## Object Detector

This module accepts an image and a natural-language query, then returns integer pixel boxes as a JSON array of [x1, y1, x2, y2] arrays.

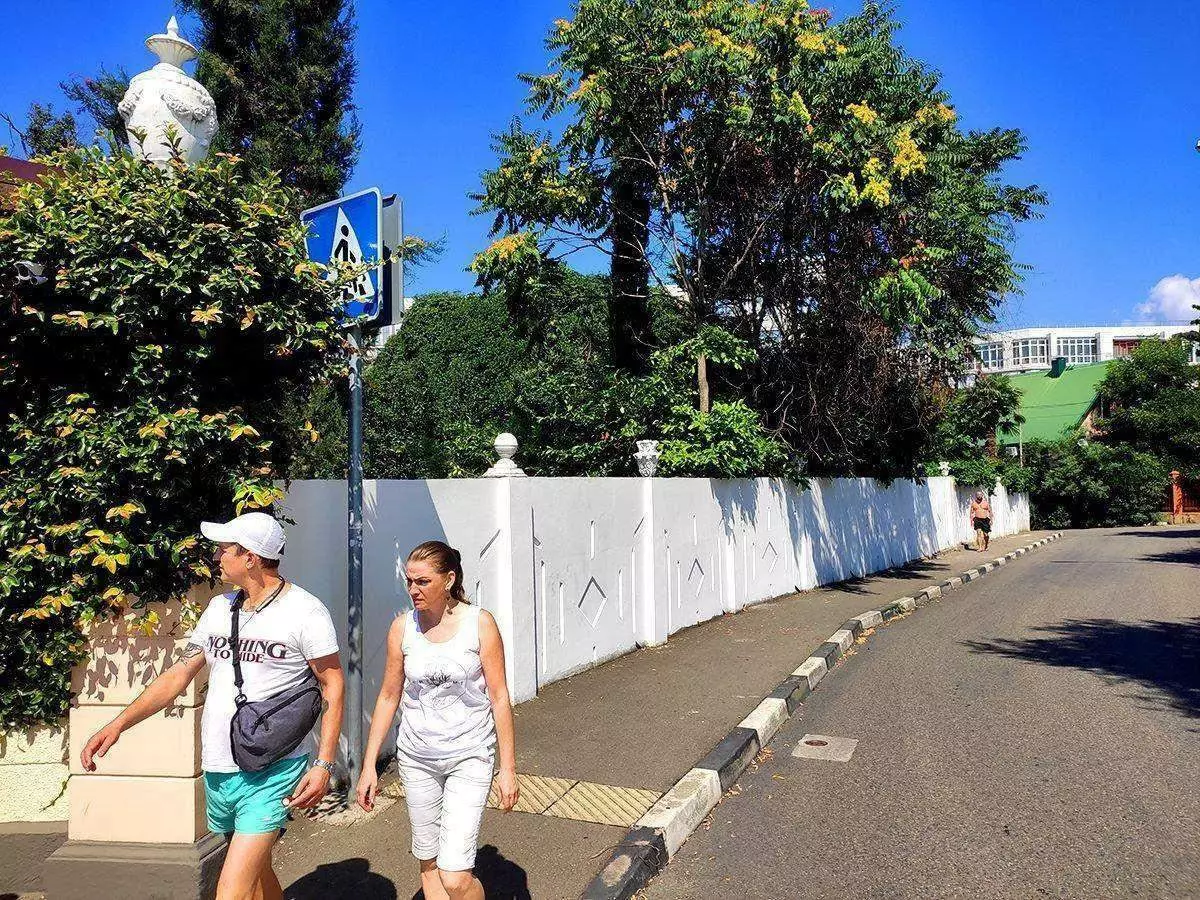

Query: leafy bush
[[518, 322, 797, 478], [0, 148, 343, 727], [659, 400, 792, 478], [290, 290, 525, 479], [1018, 438, 1167, 529]]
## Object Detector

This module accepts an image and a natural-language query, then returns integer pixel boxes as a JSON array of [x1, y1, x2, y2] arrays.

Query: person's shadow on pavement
[[409, 845, 532, 900], [287, 857, 398, 899]]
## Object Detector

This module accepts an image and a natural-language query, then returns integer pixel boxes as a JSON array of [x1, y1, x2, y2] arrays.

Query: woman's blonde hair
[[408, 540, 468, 604]]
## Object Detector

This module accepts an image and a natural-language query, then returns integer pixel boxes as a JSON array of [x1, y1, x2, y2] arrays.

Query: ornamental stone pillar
[[42, 588, 223, 899], [44, 590, 223, 899]]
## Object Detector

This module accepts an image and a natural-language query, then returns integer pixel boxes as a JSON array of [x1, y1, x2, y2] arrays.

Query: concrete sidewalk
[[275, 530, 1053, 900]]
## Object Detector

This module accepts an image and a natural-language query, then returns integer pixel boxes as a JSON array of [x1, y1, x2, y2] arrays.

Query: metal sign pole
[[346, 324, 365, 789], [300, 189, 386, 789]]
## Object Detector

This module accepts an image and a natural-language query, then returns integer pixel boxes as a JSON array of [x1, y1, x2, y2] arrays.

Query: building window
[[1113, 338, 1143, 358], [1010, 337, 1049, 367], [1190, 342, 1200, 365], [977, 342, 1003, 370], [1055, 336, 1097, 364]]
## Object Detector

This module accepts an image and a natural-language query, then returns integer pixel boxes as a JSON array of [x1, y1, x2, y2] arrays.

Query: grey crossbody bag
[[228, 584, 323, 772]]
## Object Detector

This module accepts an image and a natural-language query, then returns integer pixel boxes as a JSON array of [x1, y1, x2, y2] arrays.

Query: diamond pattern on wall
[[578, 575, 608, 628], [687, 557, 706, 597], [762, 540, 779, 572]]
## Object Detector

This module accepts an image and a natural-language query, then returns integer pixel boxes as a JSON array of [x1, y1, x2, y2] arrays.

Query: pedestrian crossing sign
[[300, 187, 383, 322]]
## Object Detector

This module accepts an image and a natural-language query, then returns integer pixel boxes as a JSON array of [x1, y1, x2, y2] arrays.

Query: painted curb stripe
[[881, 597, 915, 620], [580, 825, 668, 900], [738, 697, 789, 746], [813, 641, 842, 666], [792, 657, 828, 689], [769, 675, 811, 714], [695, 726, 760, 792], [579, 531, 1064, 899], [853, 610, 884, 630], [638, 767, 722, 857], [828, 629, 855, 652]]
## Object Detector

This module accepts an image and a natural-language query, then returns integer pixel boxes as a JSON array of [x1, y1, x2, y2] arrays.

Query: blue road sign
[[300, 188, 383, 321]]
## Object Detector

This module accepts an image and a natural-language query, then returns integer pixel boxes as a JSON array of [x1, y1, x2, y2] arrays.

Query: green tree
[[1016, 439, 1167, 529], [4, 104, 79, 157], [294, 266, 790, 479], [4, 69, 131, 157], [474, 0, 1044, 477], [933, 375, 1024, 461], [1097, 337, 1200, 475], [0, 148, 345, 727], [61, 67, 131, 146], [179, 0, 362, 207], [291, 291, 525, 479]]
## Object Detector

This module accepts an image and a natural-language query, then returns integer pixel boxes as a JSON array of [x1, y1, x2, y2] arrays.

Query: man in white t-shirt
[[80, 512, 344, 900]]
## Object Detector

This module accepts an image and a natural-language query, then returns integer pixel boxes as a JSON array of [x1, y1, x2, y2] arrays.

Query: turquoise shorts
[[204, 755, 309, 835]]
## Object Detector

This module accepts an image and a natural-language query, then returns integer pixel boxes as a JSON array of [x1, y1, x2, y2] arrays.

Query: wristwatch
[[312, 759, 335, 774]]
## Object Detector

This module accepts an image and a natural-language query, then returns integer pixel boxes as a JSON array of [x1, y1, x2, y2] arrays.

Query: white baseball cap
[[200, 512, 286, 560]]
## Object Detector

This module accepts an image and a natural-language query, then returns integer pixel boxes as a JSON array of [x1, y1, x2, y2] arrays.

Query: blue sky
[[3, 0, 1199, 328]]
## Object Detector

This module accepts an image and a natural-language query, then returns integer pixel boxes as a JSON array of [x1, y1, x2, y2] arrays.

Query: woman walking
[[357, 541, 518, 900]]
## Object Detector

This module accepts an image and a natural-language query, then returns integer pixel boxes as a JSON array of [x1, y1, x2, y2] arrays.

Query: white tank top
[[397, 603, 496, 760]]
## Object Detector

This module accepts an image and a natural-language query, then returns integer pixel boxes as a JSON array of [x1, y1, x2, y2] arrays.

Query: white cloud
[[1137, 274, 1200, 323]]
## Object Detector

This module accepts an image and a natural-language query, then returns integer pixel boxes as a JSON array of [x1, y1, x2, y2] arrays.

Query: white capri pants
[[398, 750, 494, 871]]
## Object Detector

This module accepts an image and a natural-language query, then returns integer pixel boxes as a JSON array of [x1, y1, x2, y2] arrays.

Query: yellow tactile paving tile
[[542, 780, 662, 827], [486, 773, 575, 814], [383, 771, 658, 825]]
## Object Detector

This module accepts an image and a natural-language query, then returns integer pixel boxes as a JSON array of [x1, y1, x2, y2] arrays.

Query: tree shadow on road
[[1138, 547, 1200, 568], [1119, 528, 1200, 539], [964, 617, 1200, 720]]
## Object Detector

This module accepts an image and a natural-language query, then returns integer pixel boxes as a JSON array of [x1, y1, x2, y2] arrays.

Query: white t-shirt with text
[[189, 583, 339, 773]]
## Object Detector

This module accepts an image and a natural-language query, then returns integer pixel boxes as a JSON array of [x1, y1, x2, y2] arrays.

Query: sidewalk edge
[[579, 531, 1064, 900]]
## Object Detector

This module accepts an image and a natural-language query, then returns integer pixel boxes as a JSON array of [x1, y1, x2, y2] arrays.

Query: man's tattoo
[[179, 642, 204, 662]]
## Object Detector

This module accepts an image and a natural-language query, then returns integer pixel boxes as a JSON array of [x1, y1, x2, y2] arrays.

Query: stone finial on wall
[[635, 439, 660, 477], [119, 17, 218, 165], [484, 433, 526, 478]]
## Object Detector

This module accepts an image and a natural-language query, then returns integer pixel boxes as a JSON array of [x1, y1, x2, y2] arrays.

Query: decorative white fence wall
[[278, 476, 1027, 756]]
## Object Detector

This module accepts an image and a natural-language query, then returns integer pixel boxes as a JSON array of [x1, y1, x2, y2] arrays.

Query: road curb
[[579, 531, 1064, 900]]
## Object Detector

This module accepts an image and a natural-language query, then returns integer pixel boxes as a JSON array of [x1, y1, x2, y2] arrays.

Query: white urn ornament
[[635, 439, 661, 477], [119, 17, 218, 165]]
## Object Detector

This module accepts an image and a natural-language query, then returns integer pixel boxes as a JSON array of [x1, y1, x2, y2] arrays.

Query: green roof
[[998, 361, 1112, 444]]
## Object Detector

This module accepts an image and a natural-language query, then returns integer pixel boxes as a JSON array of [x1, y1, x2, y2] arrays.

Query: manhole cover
[[792, 733, 858, 762]]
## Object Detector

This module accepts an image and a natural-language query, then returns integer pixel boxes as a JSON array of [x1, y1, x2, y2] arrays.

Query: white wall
[[277, 476, 1028, 759]]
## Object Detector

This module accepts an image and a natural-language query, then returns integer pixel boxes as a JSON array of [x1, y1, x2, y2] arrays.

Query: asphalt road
[[642, 527, 1200, 900]]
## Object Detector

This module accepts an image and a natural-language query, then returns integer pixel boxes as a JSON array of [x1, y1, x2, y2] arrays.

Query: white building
[[973, 324, 1198, 375]]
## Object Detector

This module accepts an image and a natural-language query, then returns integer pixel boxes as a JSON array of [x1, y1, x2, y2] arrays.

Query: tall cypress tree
[[178, 0, 362, 207]]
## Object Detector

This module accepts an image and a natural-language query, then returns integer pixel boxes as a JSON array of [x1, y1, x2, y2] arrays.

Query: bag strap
[[230, 590, 247, 707], [229, 580, 287, 708]]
